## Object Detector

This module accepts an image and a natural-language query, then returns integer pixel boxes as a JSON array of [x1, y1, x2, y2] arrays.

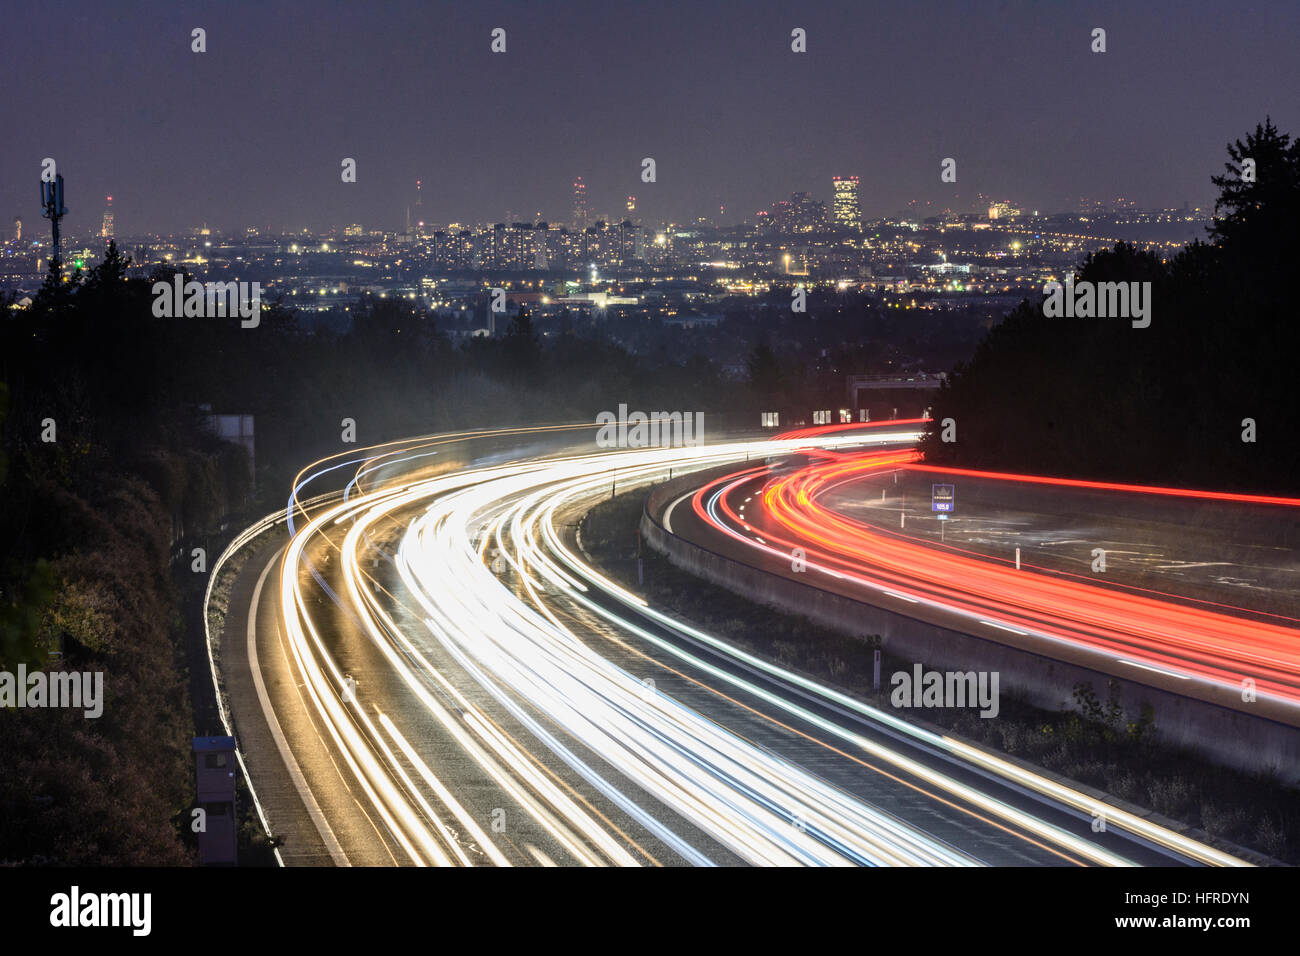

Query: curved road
[[208, 423, 1254, 866]]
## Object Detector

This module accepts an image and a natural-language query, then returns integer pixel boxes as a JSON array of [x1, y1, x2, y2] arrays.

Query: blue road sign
[[931, 483, 955, 513]]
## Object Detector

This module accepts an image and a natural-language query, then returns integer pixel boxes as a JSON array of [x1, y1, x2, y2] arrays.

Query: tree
[[82, 238, 131, 291], [746, 342, 783, 399], [921, 119, 1300, 492], [1208, 117, 1300, 267], [502, 307, 540, 383]]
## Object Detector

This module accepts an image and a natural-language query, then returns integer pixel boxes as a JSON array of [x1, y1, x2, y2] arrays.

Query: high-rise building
[[987, 201, 1021, 220], [101, 196, 114, 240], [832, 176, 861, 231], [626, 195, 636, 214], [492, 223, 506, 269], [414, 180, 426, 236], [617, 220, 641, 261], [533, 222, 550, 270], [573, 176, 589, 229], [508, 222, 533, 270], [773, 191, 827, 233], [13, 218, 20, 241]]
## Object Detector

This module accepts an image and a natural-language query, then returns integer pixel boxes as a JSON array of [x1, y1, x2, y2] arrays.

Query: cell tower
[[40, 172, 68, 275]]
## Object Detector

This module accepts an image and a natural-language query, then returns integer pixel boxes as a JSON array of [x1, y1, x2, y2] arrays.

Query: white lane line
[[979, 620, 1028, 636], [883, 590, 920, 604], [248, 545, 352, 866], [663, 489, 696, 535], [1117, 659, 1191, 680]]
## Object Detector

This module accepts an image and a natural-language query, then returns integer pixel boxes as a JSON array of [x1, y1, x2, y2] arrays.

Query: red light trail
[[690, 443, 1300, 707]]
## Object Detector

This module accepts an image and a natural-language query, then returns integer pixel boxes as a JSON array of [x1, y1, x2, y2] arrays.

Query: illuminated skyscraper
[[101, 195, 114, 240], [573, 176, 589, 229], [533, 221, 550, 270], [626, 195, 636, 213], [832, 176, 861, 231], [618, 219, 641, 261]]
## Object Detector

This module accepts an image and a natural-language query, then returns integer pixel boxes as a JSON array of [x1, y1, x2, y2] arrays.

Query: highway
[[209, 422, 1255, 866], [666, 439, 1300, 726]]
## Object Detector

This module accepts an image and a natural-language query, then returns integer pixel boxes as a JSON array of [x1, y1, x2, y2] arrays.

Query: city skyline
[[5, 175, 1213, 245], [3, 1, 1296, 235]]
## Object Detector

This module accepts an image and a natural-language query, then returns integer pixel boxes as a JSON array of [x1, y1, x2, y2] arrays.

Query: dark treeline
[[921, 119, 1300, 493], [185, 285, 987, 494], [0, 249, 247, 863], [600, 292, 993, 387]]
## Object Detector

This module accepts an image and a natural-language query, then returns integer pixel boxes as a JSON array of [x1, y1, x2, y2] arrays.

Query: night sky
[[3, 0, 1296, 236]]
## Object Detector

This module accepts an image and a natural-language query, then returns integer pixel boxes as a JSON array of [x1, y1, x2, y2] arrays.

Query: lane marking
[[1118, 659, 1191, 680], [248, 545, 352, 866]]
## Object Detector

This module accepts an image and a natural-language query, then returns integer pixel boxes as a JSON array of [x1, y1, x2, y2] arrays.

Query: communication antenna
[[40, 173, 68, 275]]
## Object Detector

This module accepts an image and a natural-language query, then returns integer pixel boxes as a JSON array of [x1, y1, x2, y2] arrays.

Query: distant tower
[[13, 217, 20, 241], [415, 179, 423, 235], [573, 176, 589, 229], [832, 176, 861, 231], [101, 195, 114, 240], [626, 195, 636, 214]]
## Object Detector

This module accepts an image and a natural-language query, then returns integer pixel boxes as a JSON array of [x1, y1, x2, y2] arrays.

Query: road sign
[[931, 483, 955, 513]]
